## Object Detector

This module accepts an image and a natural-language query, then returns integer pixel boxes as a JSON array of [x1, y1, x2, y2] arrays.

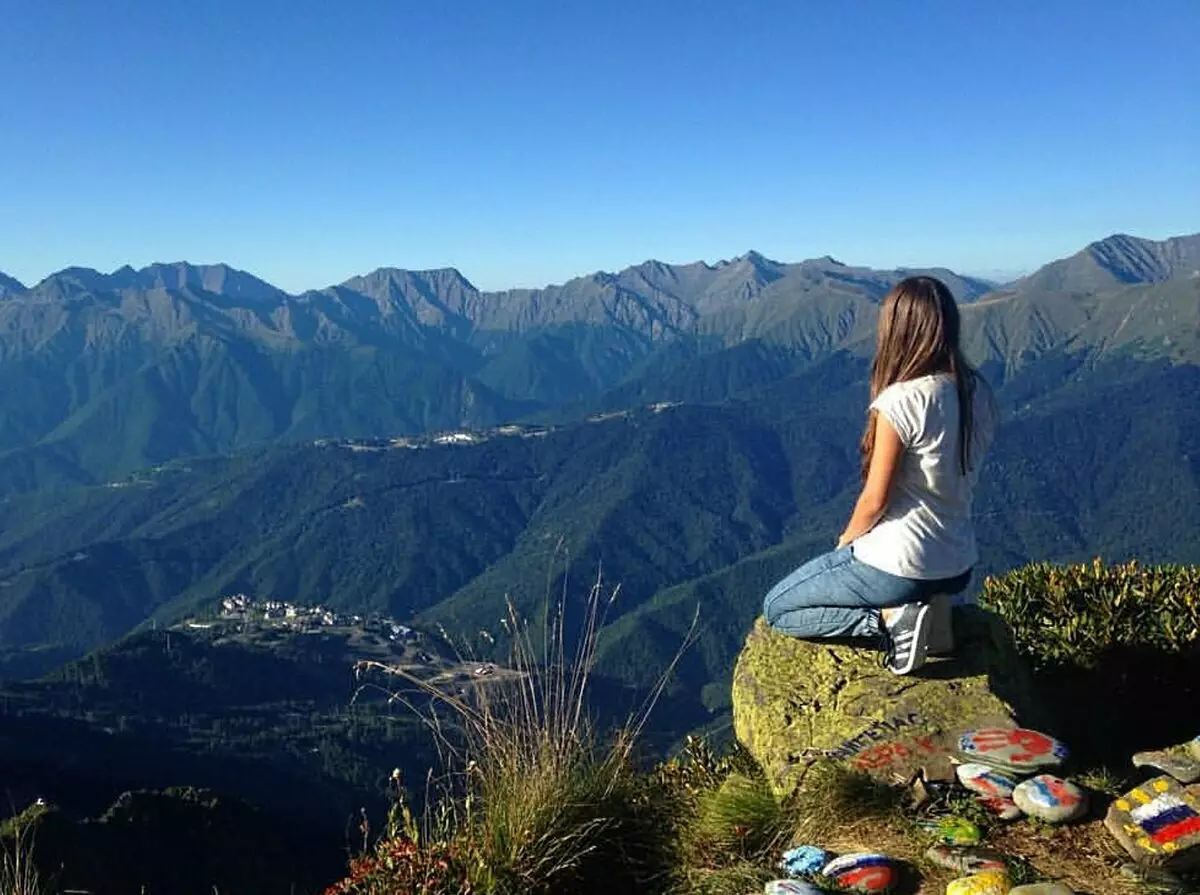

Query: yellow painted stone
[[946, 870, 1011, 895]]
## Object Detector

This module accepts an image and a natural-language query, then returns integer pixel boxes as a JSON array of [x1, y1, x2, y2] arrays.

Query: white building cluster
[[217, 593, 418, 641]]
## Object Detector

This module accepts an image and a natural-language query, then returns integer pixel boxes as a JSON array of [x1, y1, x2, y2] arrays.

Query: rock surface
[[1011, 774, 1087, 823], [1133, 744, 1200, 784], [945, 870, 1010, 895], [1106, 775, 1200, 870], [732, 608, 1038, 795]]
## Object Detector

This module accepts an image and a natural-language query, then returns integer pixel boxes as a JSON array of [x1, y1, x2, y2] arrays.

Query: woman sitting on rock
[[762, 275, 996, 675]]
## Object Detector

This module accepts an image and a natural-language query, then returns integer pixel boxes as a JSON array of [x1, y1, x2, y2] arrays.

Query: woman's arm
[[837, 414, 904, 548]]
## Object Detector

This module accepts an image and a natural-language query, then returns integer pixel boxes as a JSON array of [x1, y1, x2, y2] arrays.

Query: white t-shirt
[[852, 372, 997, 580]]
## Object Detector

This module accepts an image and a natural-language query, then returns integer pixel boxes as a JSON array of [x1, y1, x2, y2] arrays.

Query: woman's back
[[851, 372, 996, 580]]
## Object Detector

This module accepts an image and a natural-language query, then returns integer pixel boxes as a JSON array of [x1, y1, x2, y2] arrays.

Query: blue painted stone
[[1011, 774, 1087, 823], [765, 881, 825, 895], [779, 844, 832, 876]]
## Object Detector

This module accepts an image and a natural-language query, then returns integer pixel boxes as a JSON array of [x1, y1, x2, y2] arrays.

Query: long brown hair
[[859, 276, 980, 480]]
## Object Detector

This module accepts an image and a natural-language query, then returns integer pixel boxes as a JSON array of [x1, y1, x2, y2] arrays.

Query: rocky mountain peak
[[133, 262, 289, 302], [0, 271, 26, 297], [1017, 232, 1200, 294]]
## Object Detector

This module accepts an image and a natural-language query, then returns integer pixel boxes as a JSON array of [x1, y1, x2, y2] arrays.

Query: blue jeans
[[762, 546, 972, 640]]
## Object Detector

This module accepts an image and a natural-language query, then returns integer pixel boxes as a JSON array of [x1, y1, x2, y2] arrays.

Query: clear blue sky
[[1, 0, 1196, 292]]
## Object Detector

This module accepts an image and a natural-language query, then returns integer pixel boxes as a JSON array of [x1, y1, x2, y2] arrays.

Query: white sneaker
[[881, 602, 932, 675]]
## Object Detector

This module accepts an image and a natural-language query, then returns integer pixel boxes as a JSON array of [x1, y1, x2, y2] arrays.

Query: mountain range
[[1, 232, 1196, 501]]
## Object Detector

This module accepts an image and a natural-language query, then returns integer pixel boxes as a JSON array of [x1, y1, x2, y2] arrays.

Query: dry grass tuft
[[0, 816, 49, 895], [349, 565, 697, 895]]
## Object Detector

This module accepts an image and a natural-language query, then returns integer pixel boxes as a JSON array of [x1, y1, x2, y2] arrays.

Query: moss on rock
[[732, 606, 1044, 798]]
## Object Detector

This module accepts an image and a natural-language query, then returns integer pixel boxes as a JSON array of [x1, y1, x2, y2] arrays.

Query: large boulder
[[732, 606, 1043, 797]]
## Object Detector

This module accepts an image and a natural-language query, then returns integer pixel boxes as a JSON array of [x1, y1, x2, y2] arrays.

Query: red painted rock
[[821, 852, 899, 892], [957, 727, 1068, 773]]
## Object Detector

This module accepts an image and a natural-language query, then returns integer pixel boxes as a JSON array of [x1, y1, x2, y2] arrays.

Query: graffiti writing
[[825, 712, 924, 762], [849, 734, 942, 771]]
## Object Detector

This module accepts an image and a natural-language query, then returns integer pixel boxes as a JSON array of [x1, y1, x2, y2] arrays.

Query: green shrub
[[982, 558, 1200, 668], [688, 773, 790, 860], [659, 740, 785, 895], [982, 559, 1200, 762]]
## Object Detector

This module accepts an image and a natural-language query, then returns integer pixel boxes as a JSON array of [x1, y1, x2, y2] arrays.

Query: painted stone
[[957, 728, 1067, 773], [918, 816, 981, 846], [976, 795, 1023, 821], [765, 881, 825, 895], [1105, 775, 1200, 870], [1008, 885, 1073, 895], [1134, 744, 1200, 784], [821, 852, 899, 892], [1011, 774, 1087, 823], [779, 844, 832, 876], [956, 762, 1019, 798], [924, 843, 1007, 873], [945, 871, 1010, 895]]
